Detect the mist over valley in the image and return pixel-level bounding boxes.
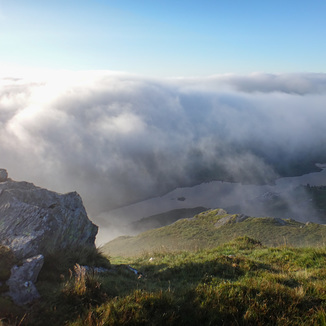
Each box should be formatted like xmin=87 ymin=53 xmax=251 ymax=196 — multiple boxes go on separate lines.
xmin=1 ymin=72 xmax=326 ymax=244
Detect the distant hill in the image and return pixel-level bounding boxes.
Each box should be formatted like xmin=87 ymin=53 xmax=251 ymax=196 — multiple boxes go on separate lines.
xmin=226 ymin=185 xmax=326 ymax=222
xmin=128 ymin=206 xmax=208 ymax=233
xmin=102 ymin=208 xmax=326 ymax=257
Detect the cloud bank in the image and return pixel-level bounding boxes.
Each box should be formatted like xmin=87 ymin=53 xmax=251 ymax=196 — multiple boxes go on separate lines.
xmin=1 ymin=71 xmax=326 ymax=220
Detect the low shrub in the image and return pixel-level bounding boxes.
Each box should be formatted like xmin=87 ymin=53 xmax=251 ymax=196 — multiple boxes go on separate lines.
xmin=38 ymin=246 xmax=110 ymax=283
xmin=0 ymin=246 xmax=16 ymax=284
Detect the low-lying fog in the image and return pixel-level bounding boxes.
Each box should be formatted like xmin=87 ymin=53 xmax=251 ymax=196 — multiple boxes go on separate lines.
xmin=96 ymin=165 xmax=326 ymax=245
xmin=1 ymin=71 xmax=326 ymax=245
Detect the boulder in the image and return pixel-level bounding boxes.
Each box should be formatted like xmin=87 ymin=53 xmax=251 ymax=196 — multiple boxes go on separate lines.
xmin=0 ymin=170 xmax=98 ymax=304
xmin=0 ymin=178 xmax=98 ymax=260
xmin=214 ymin=212 xmax=249 ymax=228
xmin=214 ymin=215 xmax=233 ymax=228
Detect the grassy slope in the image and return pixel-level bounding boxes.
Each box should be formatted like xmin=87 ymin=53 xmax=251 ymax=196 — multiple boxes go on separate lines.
xmin=2 ymin=210 xmax=326 ymax=325
xmin=102 ymin=209 xmax=326 ymax=257
xmin=14 ymin=237 xmax=326 ymax=325
xmin=129 ymin=206 xmax=208 ymax=233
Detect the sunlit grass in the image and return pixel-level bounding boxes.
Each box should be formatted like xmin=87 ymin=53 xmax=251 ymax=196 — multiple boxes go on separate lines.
xmin=2 ymin=209 xmax=326 ymax=325
xmin=6 ymin=237 xmax=322 ymax=325
xmin=103 ymin=209 xmax=326 ymax=257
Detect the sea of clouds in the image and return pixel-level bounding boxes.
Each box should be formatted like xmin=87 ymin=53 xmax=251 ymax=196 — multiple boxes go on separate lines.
xmin=1 ymin=71 xmax=326 ymax=223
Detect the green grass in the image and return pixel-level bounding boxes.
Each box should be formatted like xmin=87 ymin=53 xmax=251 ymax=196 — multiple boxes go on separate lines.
xmin=102 ymin=209 xmax=326 ymax=257
xmin=1 ymin=237 xmax=325 ymax=325
xmin=0 ymin=246 xmax=110 ymax=326
xmin=76 ymin=242 xmax=326 ymax=325
xmin=2 ymin=209 xmax=326 ymax=325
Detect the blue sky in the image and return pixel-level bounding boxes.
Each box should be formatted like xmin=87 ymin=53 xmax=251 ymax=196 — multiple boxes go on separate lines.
xmin=1 ymin=0 xmax=325 ymax=76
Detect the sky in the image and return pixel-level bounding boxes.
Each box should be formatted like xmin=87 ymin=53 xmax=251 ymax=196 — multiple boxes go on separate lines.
xmin=1 ymin=0 xmax=326 ymax=76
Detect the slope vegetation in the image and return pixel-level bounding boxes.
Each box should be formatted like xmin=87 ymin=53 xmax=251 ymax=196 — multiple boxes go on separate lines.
xmin=129 ymin=206 xmax=208 ymax=233
xmin=12 ymin=237 xmax=326 ymax=325
xmin=102 ymin=209 xmax=326 ymax=257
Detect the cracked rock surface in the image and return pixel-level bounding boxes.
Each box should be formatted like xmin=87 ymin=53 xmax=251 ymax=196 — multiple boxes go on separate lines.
xmin=0 ymin=172 xmax=98 ymax=260
xmin=0 ymin=169 xmax=98 ymax=304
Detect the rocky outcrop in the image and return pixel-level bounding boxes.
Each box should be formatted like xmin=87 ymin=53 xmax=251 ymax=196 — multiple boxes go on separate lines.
xmin=0 ymin=173 xmax=98 ymax=260
xmin=0 ymin=169 xmax=98 ymax=305
xmin=214 ymin=212 xmax=249 ymax=228
xmin=6 ymin=255 xmax=44 ymax=306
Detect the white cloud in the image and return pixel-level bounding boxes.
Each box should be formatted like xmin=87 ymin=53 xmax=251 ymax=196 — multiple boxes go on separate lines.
xmin=0 ymin=71 xmax=325 ymax=221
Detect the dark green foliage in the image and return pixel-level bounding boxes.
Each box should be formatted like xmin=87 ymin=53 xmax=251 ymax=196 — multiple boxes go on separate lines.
xmin=38 ymin=246 xmax=110 ymax=283
xmin=23 ymin=247 xmax=111 ymax=326
xmin=0 ymin=297 xmax=26 ymax=326
xmin=0 ymin=246 xmax=26 ymax=325
xmin=0 ymin=245 xmax=16 ymax=284
xmin=0 ymin=246 xmax=24 ymax=324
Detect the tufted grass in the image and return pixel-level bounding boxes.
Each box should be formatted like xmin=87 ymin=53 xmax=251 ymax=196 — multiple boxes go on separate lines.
xmin=2 ymin=237 xmax=323 ymax=326
xmin=2 ymin=208 xmax=326 ymax=325
xmin=67 ymin=240 xmax=326 ymax=326
xmin=0 ymin=246 xmax=110 ymax=326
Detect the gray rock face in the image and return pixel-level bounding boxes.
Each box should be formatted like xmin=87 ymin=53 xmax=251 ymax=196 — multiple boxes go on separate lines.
xmin=0 ymin=178 xmax=98 ymax=260
xmin=6 ymin=255 xmax=44 ymax=305
xmin=214 ymin=212 xmax=249 ymax=228
xmin=214 ymin=215 xmax=233 ymax=228
xmin=0 ymin=171 xmax=98 ymax=305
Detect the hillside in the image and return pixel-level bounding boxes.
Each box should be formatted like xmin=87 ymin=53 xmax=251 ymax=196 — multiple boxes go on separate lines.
xmin=102 ymin=209 xmax=326 ymax=257
xmin=128 ymin=206 xmax=208 ymax=233
xmin=2 ymin=209 xmax=326 ymax=325
xmin=4 ymin=237 xmax=326 ymax=325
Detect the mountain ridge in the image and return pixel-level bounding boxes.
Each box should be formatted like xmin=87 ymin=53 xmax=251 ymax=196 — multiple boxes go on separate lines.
xmin=102 ymin=208 xmax=326 ymax=257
